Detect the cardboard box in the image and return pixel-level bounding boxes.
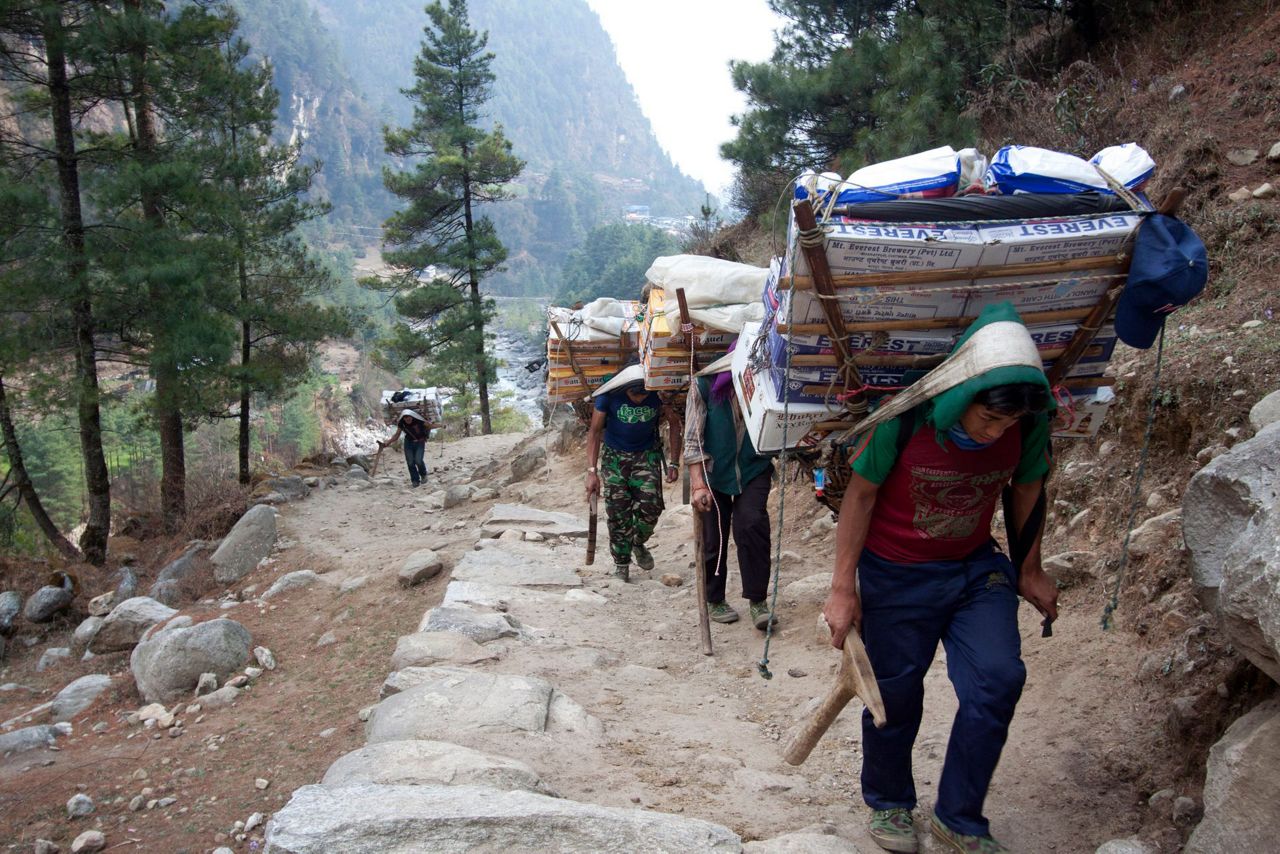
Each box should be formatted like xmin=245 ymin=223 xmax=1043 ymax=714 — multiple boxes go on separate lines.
xmin=788 ymin=221 xmax=986 ymax=277
xmin=731 ymin=322 xmax=839 ymax=452
xmin=976 ymin=213 xmax=1141 ymax=267
xmin=1051 ymin=386 xmax=1116 ymax=438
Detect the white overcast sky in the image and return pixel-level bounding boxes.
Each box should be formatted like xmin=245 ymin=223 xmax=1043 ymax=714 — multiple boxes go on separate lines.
xmin=583 ymin=0 xmax=785 ymax=200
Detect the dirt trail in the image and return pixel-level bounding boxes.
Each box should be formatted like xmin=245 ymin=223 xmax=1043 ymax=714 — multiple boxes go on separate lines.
xmin=282 ymin=428 xmax=1153 ymax=851
xmin=0 ymin=427 xmax=1157 ymax=852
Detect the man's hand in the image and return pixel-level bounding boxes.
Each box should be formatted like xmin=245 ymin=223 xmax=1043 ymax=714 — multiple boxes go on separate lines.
xmin=585 ymin=471 xmax=601 ymax=498
xmin=664 ymin=463 xmax=679 ymax=484
xmin=822 ymin=588 xmax=862 ymax=650
xmin=1018 ymin=566 xmax=1059 ymax=623
xmin=691 ymin=485 xmax=713 ymax=512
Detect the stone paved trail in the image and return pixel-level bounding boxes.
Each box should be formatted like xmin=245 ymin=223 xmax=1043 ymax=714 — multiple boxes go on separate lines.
xmin=266 ymin=427 xmax=1157 ymax=853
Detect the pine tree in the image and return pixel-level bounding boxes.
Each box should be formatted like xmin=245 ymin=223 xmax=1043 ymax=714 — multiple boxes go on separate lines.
xmin=365 ymin=0 xmax=523 ymax=435
xmin=0 ymin=0 xmax=111 ymax=562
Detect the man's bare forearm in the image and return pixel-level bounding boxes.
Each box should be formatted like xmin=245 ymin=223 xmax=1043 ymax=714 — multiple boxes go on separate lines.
xmin=833 ymin=478 xmax=878 ymax=596
xmin=1009 ymin=478 xmax=1046 ymax=574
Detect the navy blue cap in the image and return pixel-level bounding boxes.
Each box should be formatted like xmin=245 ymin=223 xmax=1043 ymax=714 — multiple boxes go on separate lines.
xmin=1115 ymin=214 xmax=1208 ymax=349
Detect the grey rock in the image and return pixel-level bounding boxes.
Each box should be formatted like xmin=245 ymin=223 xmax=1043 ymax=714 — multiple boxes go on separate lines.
xmin=196 ymin=672 xmax=218 ymax=695
xmin=66 ymin=793 xmax=94 ymax=817
xmin=113 ymin=566 xmax=138 ymax=601
xmin=1255 ymin=183 xmax=1277 ymax=200
xmin=1186 ymin=699 xmax=1280 ymax=852
xmin=1125 ymin=510 xmax=1181 ymax=560
xmin=744 ymin=831 xmax=870 ymax=853
xmin=390 ymin=632 xmax=498 ymax=670
xmin=1269 ymin=141 xmax=1280 ymax=162
xmin=254 ymin=646 xmax=277 ymax=669
xmin=33 ymin=840 xmax=59 ymax=854
xmin=0 ymin=723 xmax=60 ymax=754
xmin=0 ymin=590 xmax=21 ymax=635
xmin=37 ymin=647 xmax=71 ymax=672
xmin=418 ymin=606 xmax=523 ymax=644
xmin=441 ymin=484 xmax=472 ymax=509
xmin=507 ymin=444 xmax=547 ymax=483
xmin=130 ymin=618 xmax=252 ymax=704
xmin=148 ymin=546 xmax=203 ymax=605
xmin=1095 ymin=840 xmax=1156 ymax=854
xmin=316 ymin=630 xmax=338 ymax=647
xmin=148 ymin=581 xmax=182 ymax=608
xmin=91 ymin=597 xmax=178 ymax=653
xmin=23 ymin=585 xmax=74 ymax=623
xmin=70 ymin=830 xmax=105 ymax=853
xmin=1250 ymin=390 xmax=1280 ymax=432
xmin=451 ymin=539 xmax=582 ymax=588
xmin=365 ymin=668 xmax=552 ymax=741
xmin=211 ymin=505 xmax=277 ymax=584
xmin=470 ymin=487 xmax=499 ymax=502
xmin=1168 ymin=83 xmax=1186 ymax=101
xmin=1226 ymin=149 xmax=1259 ymax=166
xmin=399 ymin=550 xmax=444 ymax=588
xmin=1043 ymin=551 xmax=1097 ymax=587
xmin=303 ymin=477 xmax=320 ymax=489
xmin=321 ymin=740 xmax=551 ymax=794
xmin=51 ymin=674 xmax=112 ymax=722
xmin=781 ymin=573 xmax=832 ymax=605
xmin=1227 ymin=186 xmax=1253 ymax=203
xmin=263 ymin=570 xmax=322 ymax=599
xmin=441 ymin=581 xmax=562 ymax=610
xmin=72 ymin=616 xmax=104 ymax=649
xmin=480 ymin=503 xmax=588 ymax=539
xmin=264 ymin=475 xmax=309 ymax=501
xmin=1173 ymin=795 xmax=1201 ymax=824
xmin=346 ymin=454 xmax=373 ymax=472
xmin=339 ymin=576 xmax=369 ymax=593
xmin=200 ymin=685 xmax=242 ymax=709
xmin=468 ymin=459 xmax=502 ymax=482
xmin=346 ymin=465 xmax=371 ymax=482
xmin=265 ymin=783 xmax=740 ymax=853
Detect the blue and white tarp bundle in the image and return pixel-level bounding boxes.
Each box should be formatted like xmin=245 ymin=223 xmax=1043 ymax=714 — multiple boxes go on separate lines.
xmin=985 ymin=144 xmax=1156 ymax=196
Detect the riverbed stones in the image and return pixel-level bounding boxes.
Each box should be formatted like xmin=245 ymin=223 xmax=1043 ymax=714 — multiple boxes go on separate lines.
xmin=480 ymin=504 xmax=588 ymax=539
xmin=417 ymin=606 xmax=523 ymax=644
xmin=264 ymin=783 xmax=741 ymax=854
xmin=91 ymin=597 xmax=178 ymax=654
xmin=1185 ymin=699 xmax=1280 ymax=853
xmin=22 ymin=585 xmax=74 ymax=623
xmin=399 ymin=550 xmax=444 ymax=588
xmin=452 ymin=540 xmax=581 ymax=588
xmin=52 ymin=674 xmax=113 ymax=722
xmin=130 ymin=618 xmax=252 ymax=704
xmin=211 ymin=505 xmax=278 ymax=584
xmin=321 ymin=740 xmax=551 ymax=794
xmin=389 ymin=632 xmax=497 ymax=670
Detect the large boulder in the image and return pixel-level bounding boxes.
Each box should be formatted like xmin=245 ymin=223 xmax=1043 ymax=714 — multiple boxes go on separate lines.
xmin=211 ymin=505 xmax=277 ymax=584
xmin=1185 ymin=699 xmax=1280 ymax=853
xmin=480 ymin=503 xmax=588 ymax=539
xmin=130 ymin=618 xmax=252 ymax=704
xmin=265 ymin=783 xmax=741 ymax=853
xmin=22 ymin=585 xmax=73 ymax=623
xmin=0 ymin=723 xmax=63 ymax=755
xmin=51 ymin=674 xmax=113 ymax=722
xmin=90 ymin=597 xmax=177 ymax=654
xmin=0 ymin=590 xmax=21 ymax=636
xmin=263 ymin=475 xmax=309 ymax=501
xmin=321 ymin=740 xmax=551 ymax=794
xmin=1183 ymin=424 xmax=1280 ymax=680
xmin=148 ymin=545 xmax=206 ymax=606
xmin=1249 ymin=389 xmax=1280 ymax=433
xmin=507 ymin=445 xmax=547 ymax=484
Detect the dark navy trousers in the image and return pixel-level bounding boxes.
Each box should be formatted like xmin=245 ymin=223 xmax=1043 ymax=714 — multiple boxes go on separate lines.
xmin=403 ymin=439 xmax=427 ymax=485
xmin=858 ymin=542 xmax=1026 ymax=838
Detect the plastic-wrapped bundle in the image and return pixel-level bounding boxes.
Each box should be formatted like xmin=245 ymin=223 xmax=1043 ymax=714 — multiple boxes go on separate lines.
xmin=794 ymin=146 xmax=962 ymax=206
xmin=986 ymin=144 xmax=1155 ymax=195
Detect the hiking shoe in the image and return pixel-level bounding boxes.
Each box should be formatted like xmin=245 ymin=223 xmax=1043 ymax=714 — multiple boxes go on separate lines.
xmin=749 ymin=600 xmax=777 ymax=630
xmin=707 ymin=601 xmax=739 ymax=623
xmin=868 ymin=808 xmax=917 ymax=853
xmin=613 ymin=563 xmax=630 ymax=583
xmin=632 ymin=543 xmax=655 ymax=571
xmin=929 ymin=815 xmax=1009 ymax=854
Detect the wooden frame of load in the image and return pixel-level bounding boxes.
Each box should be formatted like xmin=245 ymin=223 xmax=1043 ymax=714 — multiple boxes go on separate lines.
xmin=772 ymin=190 xmax=1185 ymax=443
xmin=547 ymin=318 xmax=595 ymax=423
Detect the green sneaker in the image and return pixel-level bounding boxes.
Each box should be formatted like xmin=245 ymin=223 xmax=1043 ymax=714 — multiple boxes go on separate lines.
xmin=632 ymin=543 xmax=655 ymax=571
xmin=749 ymin=600 xmax=777 ymax=630
xmin=707 ymin=601 xmax=739 ymax=623
xmin=929 ymin=815 xmax=1010 ymax=853
xmin=868 ymin=808 xmax=917 ymax=853
xmin=613 ymin=563 xmax=630 ymax=582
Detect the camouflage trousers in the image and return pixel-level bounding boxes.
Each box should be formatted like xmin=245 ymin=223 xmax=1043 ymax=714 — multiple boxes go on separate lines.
xmin=601 ymin=444 xmax=665 ymax=566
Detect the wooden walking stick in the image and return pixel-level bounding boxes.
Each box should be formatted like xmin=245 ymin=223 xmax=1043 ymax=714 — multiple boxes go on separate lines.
xmin=676 ymin=286 xmax=713 ymax=656
xmin=585 ymin=492 xmax=598 ymax=566
xmin=783 ymin=632 xmax=886 ymax=765
xmin=370 ymin=443 xmax=387 ymax=477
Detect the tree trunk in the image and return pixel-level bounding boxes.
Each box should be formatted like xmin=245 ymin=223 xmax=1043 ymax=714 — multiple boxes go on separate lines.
xmin=461 ymin=176 xmax=492 ymax=434
xmin=126 ymin=0 xmax=185 ymax=530
xmin=239 ymin=296 xmax=251 ymax=485
xmin=0 ymin=375 xmax=82 ymax=562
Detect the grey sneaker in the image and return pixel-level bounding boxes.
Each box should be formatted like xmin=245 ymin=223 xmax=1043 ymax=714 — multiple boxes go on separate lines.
xmin=613 ymin=563 xmax=630 ymax=582
xmin=632 ymin=543 xmax=655 ymax=571
xmin=869 ymin=808 xmax=918 ymax=852
xmin=749 ymin=600 xmax=777 ymax=630
xmin=707 ymin=601 xmax=739 ymax=623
